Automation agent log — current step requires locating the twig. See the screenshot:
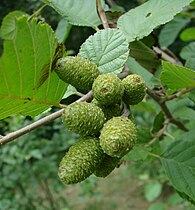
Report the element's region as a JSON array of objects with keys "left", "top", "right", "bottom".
[
  {"left": 161, "top": 88, "right": 194, "bottom": 102},
  {"left": 0, "top": 91, "right": 93, "bottom": 146},
  {"left": 106, "top": 0, "right": 116, "bottom": 7},
  {"left": 153, "top": 46, "right": 183, "bottom": 65},
  {"left": 94, "top": 26, "right": 100, "bottom": 31},
  {"left": 164, "top": 132, "right": 175, "bottom": 140},
  {"left": 148, "top": 152, "right": 161, "bottom": 159},
  {"left": 162, "top": 47, "right": 183, "bottom": 64},
  {"left": 146, "top": 88, "right": 188, "bottom": 132},
  {"left": 43, "top": 180, "right": 56, "bottom": 210},
  {"left": 0, "top": 109, "right": 63, "bottom": 146},
  {"left": 76, "top": 92, "right": 85, "bottom": 97},
  {"left": 27, "top": 4, "right": 47, "bottom": 21},
  {"left": 118, "top": 70, "right": 130, "bottom": 79},
  {"left": 96, "top": 0, "right": 109, "bottom": 29},
  {"left": 146, "top": 118, "right": 170, "bottom": 146},
  {"left": 122, "top": 103, "right": 131, "bottom": 118}
]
